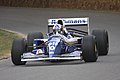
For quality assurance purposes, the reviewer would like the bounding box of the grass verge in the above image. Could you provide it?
[0,28,24,59]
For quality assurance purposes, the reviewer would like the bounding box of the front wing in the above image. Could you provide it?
[21,51,82,61]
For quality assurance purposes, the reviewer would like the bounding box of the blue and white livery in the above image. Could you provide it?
[11,17,109,65]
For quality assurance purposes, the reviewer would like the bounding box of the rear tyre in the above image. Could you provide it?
[27,32,44,51]
[11,38,26,65]
[82,35,98,62]
[92,30,109,56]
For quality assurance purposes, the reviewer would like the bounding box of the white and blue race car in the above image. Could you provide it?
[11,17,109,65]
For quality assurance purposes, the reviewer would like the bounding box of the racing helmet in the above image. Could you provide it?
[53,24,62,34]
[57,20,65,31]
[57,20,63,26]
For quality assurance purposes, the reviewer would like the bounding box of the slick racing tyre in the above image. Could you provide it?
[82,35,98,62]
[11,38,27,65]
[27,32,44,51]
[92,30,109,56]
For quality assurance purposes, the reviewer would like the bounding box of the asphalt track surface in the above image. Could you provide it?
[0,7,120,80]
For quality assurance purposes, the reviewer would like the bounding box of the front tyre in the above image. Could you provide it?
[82,35,98,62]
[11,38,26,65]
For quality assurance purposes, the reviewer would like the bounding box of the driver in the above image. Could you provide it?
[53,20,72,38]
[52,20,79,44]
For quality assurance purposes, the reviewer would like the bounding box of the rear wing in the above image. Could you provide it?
[48,17,90,34]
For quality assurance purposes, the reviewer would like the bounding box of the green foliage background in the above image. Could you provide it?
[0,0,120,11]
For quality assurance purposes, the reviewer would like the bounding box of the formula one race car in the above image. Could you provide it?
[11,17,109,65]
